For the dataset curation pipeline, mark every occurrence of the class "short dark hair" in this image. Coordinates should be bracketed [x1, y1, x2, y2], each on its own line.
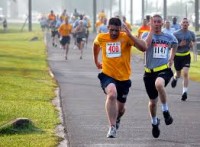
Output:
[153, 14, 162, 20]
[146, 15, 150, 21]
[108, 17, 122, 26]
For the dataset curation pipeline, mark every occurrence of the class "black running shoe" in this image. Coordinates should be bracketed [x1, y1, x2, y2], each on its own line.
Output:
[163, 111, 173, 125]
[152, 119, 160, 138]
[181, 92, 187, 101]
[116, 118, 121, 130]
[171, 78, 177, 88]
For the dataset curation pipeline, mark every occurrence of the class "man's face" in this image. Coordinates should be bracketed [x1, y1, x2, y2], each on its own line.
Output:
[108, 25, 121, 39]
[181, 19, 189, 30]
[173, 17, 177, 23]
[165, 21, 170, 28]
[152, 16, 163, 32]
[65, 18, 68, 24]
[143, 19, 148, 26]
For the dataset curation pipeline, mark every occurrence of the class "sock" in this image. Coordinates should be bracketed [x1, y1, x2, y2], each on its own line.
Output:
[183, 87, 188, 93]
[162, 103, 169, 112]
[174, 76, 179, 80]
[151, 117, 158, 125]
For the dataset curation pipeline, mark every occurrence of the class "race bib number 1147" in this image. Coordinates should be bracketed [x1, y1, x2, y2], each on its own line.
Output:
[153, 44, 168, 58]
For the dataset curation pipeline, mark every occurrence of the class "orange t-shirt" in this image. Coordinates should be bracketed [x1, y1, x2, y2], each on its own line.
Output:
[58, 23, 72, 36]
[137, 25, 150, 38]
[94, 32, 135, 81]
[95, 21, 103, 28]
[60, 15, 69, 21]
[48, 14, 56, 21]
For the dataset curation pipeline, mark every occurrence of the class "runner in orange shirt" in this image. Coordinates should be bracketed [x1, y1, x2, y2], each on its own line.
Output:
[60, 9, 69, 21]
[95, 17, 103, 33]
[58, 17, 72, 60]
[48, 10, 56, 22]
[93, 17, 147, 138]
[137, 18, 150, 38]
[98, 9, 107, 20]
[48, 10, 57, 47]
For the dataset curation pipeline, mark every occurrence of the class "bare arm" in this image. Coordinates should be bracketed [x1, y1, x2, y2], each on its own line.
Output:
[144, 17, 154, 48]
[92, 43, 102, 69]
[168, 44, 178, 67]
[145, 31, 153, 48]
[122, 23, 147, 52]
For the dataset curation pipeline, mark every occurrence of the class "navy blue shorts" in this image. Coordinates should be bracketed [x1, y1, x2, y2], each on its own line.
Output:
[60, 36, 70, 46]
[143, 68, 173, 100]
[98, 72, 132, 103]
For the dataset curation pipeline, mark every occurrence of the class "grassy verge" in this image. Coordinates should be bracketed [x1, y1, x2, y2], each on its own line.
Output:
[0, 24, 59, 146]
[189, 53, 200, 82]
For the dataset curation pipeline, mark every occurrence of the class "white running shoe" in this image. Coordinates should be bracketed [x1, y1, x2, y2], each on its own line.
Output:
[107, 125, 116, 138]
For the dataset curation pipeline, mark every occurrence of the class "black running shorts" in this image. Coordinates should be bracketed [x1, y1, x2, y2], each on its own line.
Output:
[143, 68, 173, 99]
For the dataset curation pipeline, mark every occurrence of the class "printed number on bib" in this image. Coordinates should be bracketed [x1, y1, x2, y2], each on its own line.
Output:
[153, 44, 168, 58]
[106, 42, 121, 58]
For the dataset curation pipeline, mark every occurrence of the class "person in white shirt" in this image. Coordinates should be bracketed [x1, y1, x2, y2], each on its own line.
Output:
[162, 20, 175, 35]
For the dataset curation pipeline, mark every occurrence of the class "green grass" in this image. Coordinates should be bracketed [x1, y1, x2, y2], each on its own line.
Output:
[0, 24, 59, 147]
[189, 53, 200, 82]
[0, 23, 199, 147]
[0, 23, 41, 33]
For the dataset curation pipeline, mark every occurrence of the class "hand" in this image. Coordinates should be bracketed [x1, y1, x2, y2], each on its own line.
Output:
[149, 17, 154, 32]
[168, 58, 174, 68]
[95, 61, 102, 69]
[189, 41, 193, 48]
[179, 40, 187, 46]
[122, 23, 131, 35]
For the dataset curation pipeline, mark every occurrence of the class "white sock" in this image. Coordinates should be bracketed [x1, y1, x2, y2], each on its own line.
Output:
[183, 87, 188, 93]
[162, 103, 169, 112]
[174, 76, 179, 80]
[151, 117, 158, 125]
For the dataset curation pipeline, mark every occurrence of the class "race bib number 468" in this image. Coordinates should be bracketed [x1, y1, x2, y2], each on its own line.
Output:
[106, 42, 121, 58]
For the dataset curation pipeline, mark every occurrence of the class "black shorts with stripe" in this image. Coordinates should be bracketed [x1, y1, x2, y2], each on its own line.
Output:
[143, 68, 173, 99]
[174, 54, 191, 71]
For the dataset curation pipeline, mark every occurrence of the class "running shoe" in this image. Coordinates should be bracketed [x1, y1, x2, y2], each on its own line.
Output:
[107, 125, 117, 138]
[116, 118, 121, 130]
[152, 118, 160, 138]
[181, 92, 187, 101]
[171, 78, 177, 88]
[163, 111, 173, 125]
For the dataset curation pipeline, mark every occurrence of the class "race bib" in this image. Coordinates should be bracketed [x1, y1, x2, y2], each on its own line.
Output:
[106, 42, 121, 58]
[153, 44, 168, 58]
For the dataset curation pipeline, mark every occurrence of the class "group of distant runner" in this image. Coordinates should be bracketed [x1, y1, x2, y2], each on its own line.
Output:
[39, 9, 91, 60]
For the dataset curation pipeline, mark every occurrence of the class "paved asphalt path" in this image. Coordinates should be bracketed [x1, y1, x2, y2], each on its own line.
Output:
[46, 32, 200, 147]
